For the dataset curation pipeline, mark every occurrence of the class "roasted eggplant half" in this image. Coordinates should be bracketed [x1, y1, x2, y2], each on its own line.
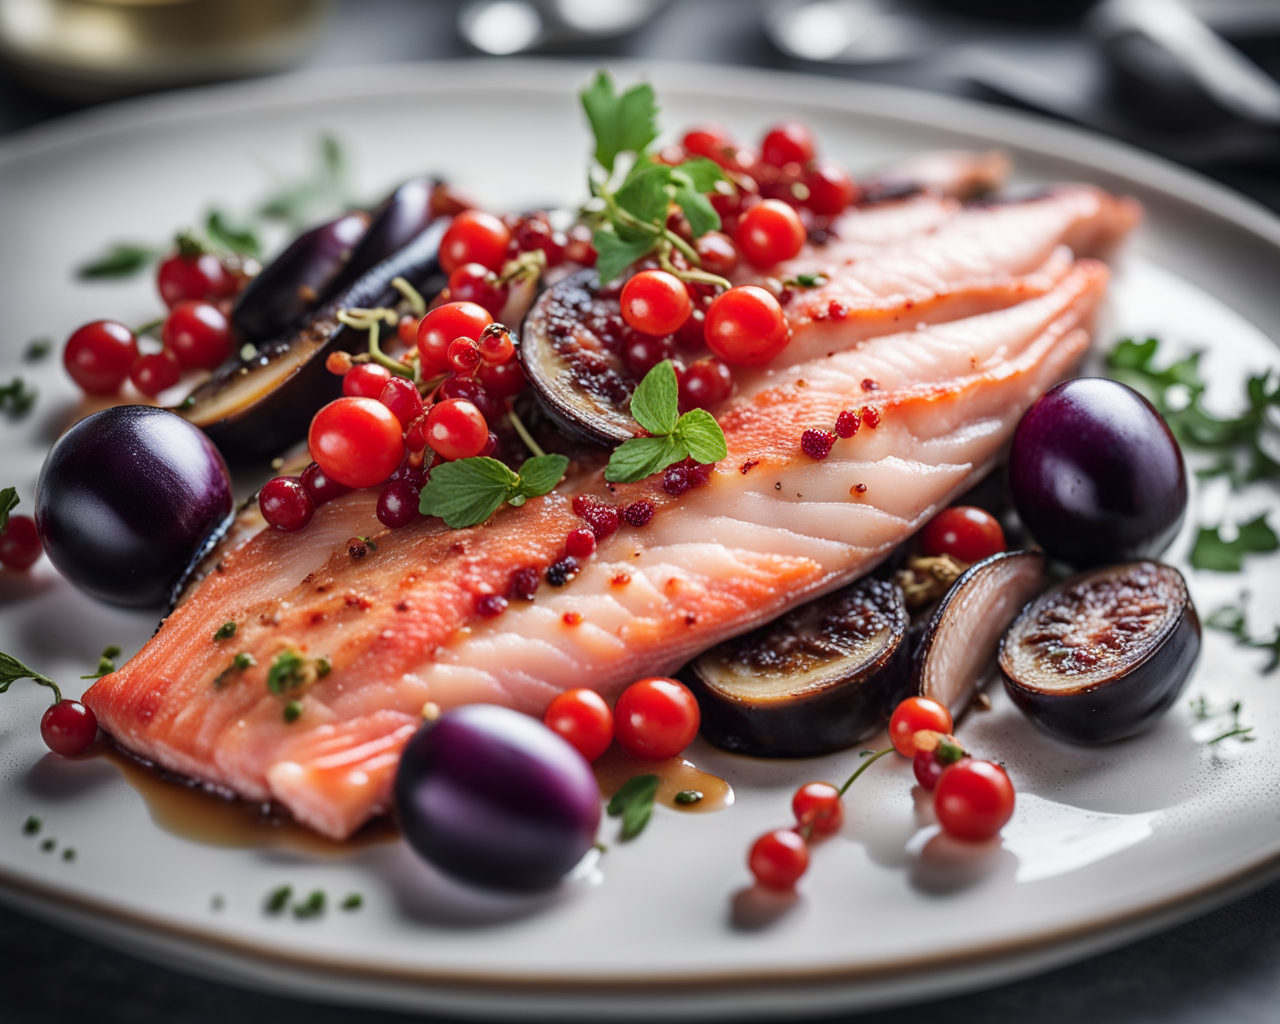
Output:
[912, 550, 1051, 716]
[999, 561, 1200, 744]
[179, 217, 449, 461]
[683, 578, 909, 757]
[334, 176, 441, 290]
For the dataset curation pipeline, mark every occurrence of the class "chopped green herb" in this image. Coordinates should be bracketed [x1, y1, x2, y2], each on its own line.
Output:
[341, 893, 363, 911]
[62, 848, 75, 862]
[605, 361, 728, 483]
[1206, 595, 1280, 673]
[234, 652, 256, 671]
[23, 338, 51, 362]
[1189, 514, 1278, 572]
[0, 488, 18, 534]
[607, 774, 659, 839]
[205, 209, 261, 258]
[81, 644, 122, 680]
[315, 656, 332, 678]
[258, 135, 351, 230]
[293, 889, 326, 919]
[785, 273, 828, 288]
[264, 885, 292, 914]
[76, 243, 159, 280]
[283, 700, 303, 723]
[267, 649, 308, 694]
[1190, 696, 1255, 744]
[419, 454, 569, 529]
[214, 621, 237, 641]
[40, 838, 54, 852]
[22, 815, 40, 836]
[0, 378, 36, 417]
[936, 736, 967, 765]
[0, 652, 62, 703]
[674, 789, 703, 805]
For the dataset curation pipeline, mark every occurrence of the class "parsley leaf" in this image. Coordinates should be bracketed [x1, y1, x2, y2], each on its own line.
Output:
[419, 455, 568, 529]
[607, 774, 659, 839]
[0, 651, 60, 701]
[1190, 514, 1278, 571]
[580, 72, 659, 173]
[76, 243, 159, 280]
[592, 225, 658, 286]
[1207, 595, 1280, 674]
[604, 361, 727, 483]
[0, 488, 17, 534]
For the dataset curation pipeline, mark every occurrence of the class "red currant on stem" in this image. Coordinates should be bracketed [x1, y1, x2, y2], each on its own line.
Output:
[448, 263, 508, 318]
[299, 461, 350, 506]
[913, 733, 970, 792]
[704, 285, 790, 365]
[259, 477, 315, 532]
[41, 700, 98, 757]
[308, 396, 406, 489]
[448, 338, 482, 374]
[888, 696, 954, 757]
[749, 829, 809, 891]
[735, 199, 806, 267]
[343, 362, 393, 399]
[0, 515, 42, 570]
[613, 677, 700, 761]
[424, 398, 489, 461]
[129, 348, 182, 397]
[376, 478, 421, 529]
[919, 506, 1006, 564]
[64, 321, 138, 395]
[565, 527, 596, 559]
[761, 121, 816, 168]
[157, 248, 236, 308]
[477, 324, 515, 365]
[792, 782, 843, 837]
[478, 358, 526, 399]
[439, 210, 511, 274]
[163, 300, 233, 370]
[934, 760, 1015, 842]
[543, 688, 614, 762]
[417, 302, 493, 373]
[398, 314, 421, 348]
[378, 376, 424, 427]
[620, 270, 692, 336]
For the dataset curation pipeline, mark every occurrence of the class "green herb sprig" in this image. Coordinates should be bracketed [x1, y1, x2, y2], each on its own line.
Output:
[0, 488, 18, 534]
[0, 378, 36, 418]
[0, 652, 63, 703]
[1190, 695, 1255, 745]
[1206, 595, 1280, 673]
[607, 774, 659, 839]
[80, 645, 122, 681]
[605, 361, 727, 483]
[1189, 514, 1278, 572]
[419, 454, 569, 529]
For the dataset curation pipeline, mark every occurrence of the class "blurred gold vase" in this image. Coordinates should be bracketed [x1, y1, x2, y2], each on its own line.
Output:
[0, 0, 335, 98]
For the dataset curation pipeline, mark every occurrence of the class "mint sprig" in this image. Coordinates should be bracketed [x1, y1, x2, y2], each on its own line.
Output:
[419, 454, 570, 529]
[607, 774, 659, 839]
[1190, 514, 1278, 572]
[605, 362, 727, 483]
[0, 488, 18, 534]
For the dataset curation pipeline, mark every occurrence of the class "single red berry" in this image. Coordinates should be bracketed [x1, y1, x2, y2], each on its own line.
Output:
[919, 506, 1006, 564]
[475, 593, 508, 618]
[436, 374, 501, 423]
[309, 396, 406, 489]
[0, 514, 42, 570]
[259, 476, 315, 532]
[914, 744, 971, 792]
[508, 567, 540, 601]
[477, 325, 515, 365]
[800, 429, 836, 460]
[478, 358, 526, 400]
[64, 320, 138, 395]
[378, 376, 424, 427]
[614, 677, 700, 761]
[448, 338, 482, 374]
[565, 527, 597, 559]
[682, 124, 732, 161]
[620, 270, 692, 337]
[398, 314, 421, 348]
[40, 700, 98, 757]
[735, 199, 806, 267]
[344, 362, 393, 399]
[564, 224, 597, 266]
[326, 351, 354, 376]
[157, 251, 236, 308]
[888, 696, 954, 758]
[749, 829, 809, 890]
[863, 406, 881, 429]
[388, 457, 428, 490]
[299, 461, 351, 505]
[577, 500, 620, 540]
[376, 478, 420, 529]
[693, 231, 739, 276]
[622, 332, 675, 379]
[447, 263, 508, 318]
[934, 760, 1016, 843]
[544, 688, 614, 762]
[162, 300, 232, 370]
[674, 308, 707, 350]
[439, 210, 511, 274]
[424, 398, 489, 461]
[804, 160, 858, 215]
[680, 358, 733, 410]
[129, 348, 182, 397]
[761, 121, 816, 168]
[403, 415, 428, 453]
[417, 301, 493, 373]
[835, 409, 860, 438]
[514, 215, 566, 265]
[792, 782, 844, 836]
[704, 285, 790, 366]
[621, 501, 654, 527]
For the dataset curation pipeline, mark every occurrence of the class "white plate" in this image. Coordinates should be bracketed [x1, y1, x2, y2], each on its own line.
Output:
[1, 61, 1279, 1021]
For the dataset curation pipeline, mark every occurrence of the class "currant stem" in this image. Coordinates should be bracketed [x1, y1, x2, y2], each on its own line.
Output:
[0, 653, 63, 705]
[336, 309, 413, 377]
[132, 317, 165, 338]
[390, 277, 426, 317]
[507, 408, 547, 459]
[657, 250, 730, 291]
[837, 746, 894, 796]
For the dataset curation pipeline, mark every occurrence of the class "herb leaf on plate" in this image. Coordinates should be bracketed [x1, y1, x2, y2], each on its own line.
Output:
[1206, 595, 1280, 673]
[420, 455, 569, 529]
[607, 773, 659, 839]
[1189, 514, 1279, 572]
[605, 361, 727, 483]
[0, 488, 18, 533]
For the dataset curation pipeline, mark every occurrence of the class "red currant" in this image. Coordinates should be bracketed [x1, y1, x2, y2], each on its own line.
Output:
[934, 760, 1015, 843]
[888, 696, 954, 758]
[680, 358, 732, 409]
[693, 231, 739, 276]
[735, 199, 806, 267]
[162, 300, 232, 370]
[674, 309, 706, 350]
[621, 501, 654, 527]
[343, 362, 393, 399]
[478, 358, 526, 399]
[424, 398, 489, 461]
[682, 124, 732, 161]
[704, 285, 790, 365]
[475, 593, 508, 618]
[565, 527, 597, 559]
[0, 514, 42, 570]
[514, 214, 566, 265]
[919, 506, 1006, 564]
[749, 829, 809, 890]
[613, 677, 700, 761]
[417, 301, 493, 373]
[439, 210, 511, 274]
[565, 224, 597, 266]
[299, 461, 351, 505]
[804, 161, 858, 216]
[129, 348, 182, 397]
[448, 338, 482, 374]
[64, 320, 138, 395]
[259, 476, 315, 532]
[477, 325, 515, 365]
[543, 688, 614, 762]
[398, 314, 421, 348]
[376, 376, 423, 427]
[792, 782, 844, 836]
[620, 270, 692, 337]
[309, 397, 406, 489]
[622, 332, 675, 379]
[447, 263, 508, 317]
[761, 121, 816, 168]
[573, 497, 620, 540]
[377, 478, 421, 529]
[40, 699, 98, 757]
[326, 351, 355, 376]
[914, 744, 970, 792]
[438, 374, 502, 423]
[157, 251, 236, 308]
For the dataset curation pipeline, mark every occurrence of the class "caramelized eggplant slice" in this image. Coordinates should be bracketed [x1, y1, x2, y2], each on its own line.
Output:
[180, 217, 449, 461]
[913, 550, 1051, 716]
[684, 578, 909, 757]
[1000, 561, 1200, 744]
[520, 268, 639, 446]
[232, 211, 371, 343]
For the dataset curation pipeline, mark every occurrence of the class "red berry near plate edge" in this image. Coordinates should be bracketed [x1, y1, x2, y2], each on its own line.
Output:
[10, 67, 1252, 914]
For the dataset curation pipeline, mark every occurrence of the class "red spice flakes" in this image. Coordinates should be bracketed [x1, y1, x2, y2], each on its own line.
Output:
[565, 527, 597, 559]
[684, 612, 698, 626]
[801, 429, 836, 460]
[562, 611, 584, 626]
[834, 409, 860, 438]
[395, 601, 410, 612]
[573, 495, 620, 539]
[827, 299, 848, 319]
[621, 500, 654, 527]
[740, 459, 760, 475]
[861, 378, 879, 392]
[475, 593, 508, 618]
[611, 572, 632, 586]
[508, 567, 540, 601]
[862, 405, 881, 428]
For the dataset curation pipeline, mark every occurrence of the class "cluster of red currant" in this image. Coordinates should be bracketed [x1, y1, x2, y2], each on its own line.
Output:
[800, 403, 884, 461]
[748, 696, 1017, 891]
[63, 244, 245, 398]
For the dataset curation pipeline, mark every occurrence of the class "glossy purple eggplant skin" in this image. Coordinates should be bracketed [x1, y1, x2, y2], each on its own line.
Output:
[34, 406, 233, 608]
[231, 211, 371, 344]
[1000, 562, 1200, 745]
[1008, 378, 1187, 568]
[334, 177, 437, 289]
[394, 704, 601, 892]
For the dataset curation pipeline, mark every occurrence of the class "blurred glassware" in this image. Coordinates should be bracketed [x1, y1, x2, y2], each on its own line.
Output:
[0, 0, 334, 100]
[458, 0, 672, 55]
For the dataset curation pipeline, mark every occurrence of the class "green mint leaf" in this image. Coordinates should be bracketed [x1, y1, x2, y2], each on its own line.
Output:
[674, 407, 728, 464]
[615, 81, 659, 162]
[76, 243, 158, 280]
[1106, 336, 1159, 373]
[604, 435, 686, 484]
[592, 226, 656, 285]
[615, 164, 675, 228]
[0, 651, 57, 697]
[1190, 514, 1279, 571]
[517, 454, 570, 498]
[264, 885, 292, 914]
[629, 360, 680, 436]
[419, 457, 520, 529]
[0, 488, 17, 534]
[205, 210, 261, 258]
[672, 183, 720, 239]
[0, 378, 36, 418]
[607, 773, 659, 839]
[674, 157, 726, 193]
[23, 338, 51, 362]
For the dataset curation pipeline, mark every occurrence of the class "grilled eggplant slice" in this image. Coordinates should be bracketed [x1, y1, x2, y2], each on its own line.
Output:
[684, 578, 909, 757]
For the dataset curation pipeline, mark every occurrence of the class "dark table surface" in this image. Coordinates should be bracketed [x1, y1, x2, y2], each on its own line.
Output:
[2, 2, 1279, 1021]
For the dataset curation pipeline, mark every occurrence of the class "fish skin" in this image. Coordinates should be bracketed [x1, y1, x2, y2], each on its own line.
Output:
[85, 252, 1108, 839]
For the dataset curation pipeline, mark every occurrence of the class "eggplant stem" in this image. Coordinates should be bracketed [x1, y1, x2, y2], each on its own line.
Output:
[507, 408, 547, 459]
[837, 746, 894, 796]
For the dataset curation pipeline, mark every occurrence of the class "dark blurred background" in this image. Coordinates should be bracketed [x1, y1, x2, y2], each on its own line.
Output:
[2, 1, 1280, 1022]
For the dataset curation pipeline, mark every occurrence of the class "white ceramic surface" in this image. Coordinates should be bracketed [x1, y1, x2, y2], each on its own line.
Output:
[0, 62, 1278, 1020]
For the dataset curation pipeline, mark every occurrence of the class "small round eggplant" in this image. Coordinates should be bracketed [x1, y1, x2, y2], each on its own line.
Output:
[683, 578, 909, 757]
[231, 211, 371, 344]
[334, 177, 437, 289]
[913, 550, 1051, 716]
[180, 217, 449, 461]
[520, 268, 639, 446]
[1000, 561, 1200, 744]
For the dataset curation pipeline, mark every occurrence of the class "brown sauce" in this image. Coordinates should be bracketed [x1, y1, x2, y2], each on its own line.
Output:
[593, 745, 734, 813]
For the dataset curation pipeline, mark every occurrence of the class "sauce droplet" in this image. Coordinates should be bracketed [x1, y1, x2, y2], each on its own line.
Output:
[593, 746, 734, 813]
